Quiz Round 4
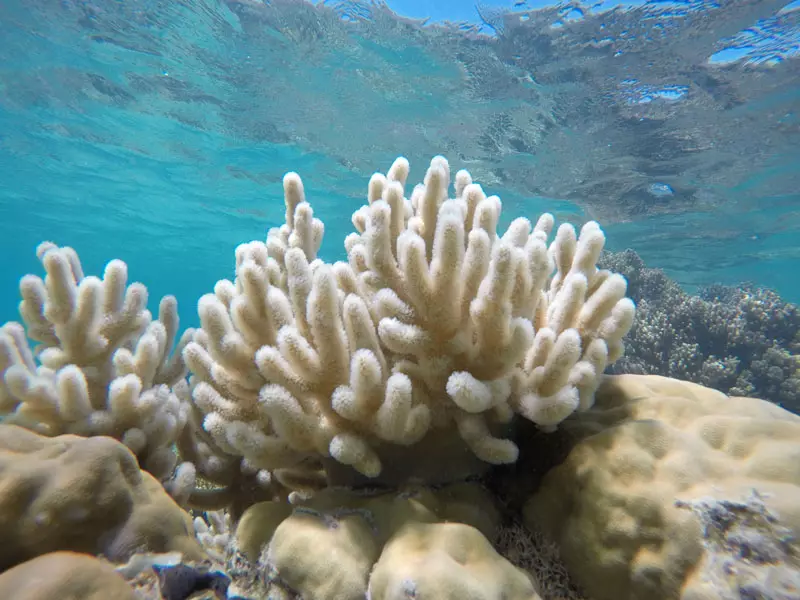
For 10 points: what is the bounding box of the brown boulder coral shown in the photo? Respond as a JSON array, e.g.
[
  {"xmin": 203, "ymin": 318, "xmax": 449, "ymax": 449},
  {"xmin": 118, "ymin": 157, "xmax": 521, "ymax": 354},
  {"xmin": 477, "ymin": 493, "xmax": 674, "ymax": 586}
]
[{"xmin": 0, "ymin": 423, "xmax": 204, "ymax": 572}]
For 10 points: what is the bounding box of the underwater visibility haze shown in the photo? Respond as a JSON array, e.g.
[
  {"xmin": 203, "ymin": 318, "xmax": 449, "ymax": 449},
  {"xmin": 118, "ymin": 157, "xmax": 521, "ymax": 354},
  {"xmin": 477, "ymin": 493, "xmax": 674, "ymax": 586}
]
[{"xmin": 0, "ymin": 1, "xmax": 799, "ymax": 599}]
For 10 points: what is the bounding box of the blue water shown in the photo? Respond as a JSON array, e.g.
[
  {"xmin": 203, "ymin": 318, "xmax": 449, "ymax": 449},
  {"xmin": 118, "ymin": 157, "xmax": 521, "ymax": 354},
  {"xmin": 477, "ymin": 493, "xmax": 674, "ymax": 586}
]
[{"xmin": 1, "ymin": 0, "xmax": 799, "ymax": 331}]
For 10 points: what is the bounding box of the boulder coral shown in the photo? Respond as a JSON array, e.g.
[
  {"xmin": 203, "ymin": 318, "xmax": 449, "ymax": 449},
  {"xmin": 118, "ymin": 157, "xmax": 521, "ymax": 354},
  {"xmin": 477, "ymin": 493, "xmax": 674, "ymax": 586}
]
[
  {"xmin": 526, "ymin": 374, "xmax": 800, "ymax": 600},
  {"xmin": 0, "ymin": 423, "xmax": 204, "ymax": 573},
  {"xmin": 0, "ymin": 552, "xmax": 138, "ymax": 600},
  {"xmin": 233, "ymin": 483, "xmax": 541, "ymax": 600}
]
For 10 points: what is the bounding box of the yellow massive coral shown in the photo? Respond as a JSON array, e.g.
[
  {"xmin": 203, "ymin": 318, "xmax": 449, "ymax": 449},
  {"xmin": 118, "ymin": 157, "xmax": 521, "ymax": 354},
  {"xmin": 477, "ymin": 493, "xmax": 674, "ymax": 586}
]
[{"xmin": 184, "ymin": 156, "xmax": 635, "ymax": 479}]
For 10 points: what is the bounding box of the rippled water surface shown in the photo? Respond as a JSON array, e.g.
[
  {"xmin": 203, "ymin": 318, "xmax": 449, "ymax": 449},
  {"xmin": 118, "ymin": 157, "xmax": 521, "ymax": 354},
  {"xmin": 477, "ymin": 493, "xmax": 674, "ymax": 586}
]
[{"xmin": 1, "ymin": 0, "xmax": 798, "ymax": 325}]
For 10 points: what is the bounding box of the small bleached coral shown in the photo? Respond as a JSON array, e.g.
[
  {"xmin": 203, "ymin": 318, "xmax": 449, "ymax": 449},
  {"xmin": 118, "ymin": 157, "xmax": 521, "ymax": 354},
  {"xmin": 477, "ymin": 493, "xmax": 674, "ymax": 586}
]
[
  {"xmin": 0, "ymin": 243, "xmax": 194, "ymax": 483},
  {"xmin": 194, "ymin": 510, "xmax": 234, "ymax": 564},
  {"xmin": 184, "ymin": 155, "xmax": 635, "ymax": 480}
]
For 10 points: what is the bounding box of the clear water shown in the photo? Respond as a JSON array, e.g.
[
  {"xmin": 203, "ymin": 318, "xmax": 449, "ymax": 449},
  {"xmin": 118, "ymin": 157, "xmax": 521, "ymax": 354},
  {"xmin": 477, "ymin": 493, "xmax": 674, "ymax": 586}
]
[{"xmin": 1, "ymin": 0, "xmax": 799, "ymax": 331}]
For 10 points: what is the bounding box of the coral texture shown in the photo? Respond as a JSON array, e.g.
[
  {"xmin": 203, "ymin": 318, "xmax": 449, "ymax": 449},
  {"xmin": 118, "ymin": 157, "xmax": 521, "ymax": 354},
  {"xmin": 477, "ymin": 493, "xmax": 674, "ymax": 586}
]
[
  {"xmin": 525, "ymin": 374, "xmax": 800, "ymax": 600},
  {"xmin": 183, "ymin": 155, "xmax": 635, "ymax": 482},
  {"xmin": 234, "ymin": 483, "xmax": 541, "ymax": 600},
  {"xmin": 600, "ymin": 249, "xmax": 800, "ymax": 411},
  {"xmin": 0, "ymin": 423, "xmax": 204, "ymax": 572},
  {"xmin": 0, "ymin": 552, "xmax": 137, "ymax": 600}
]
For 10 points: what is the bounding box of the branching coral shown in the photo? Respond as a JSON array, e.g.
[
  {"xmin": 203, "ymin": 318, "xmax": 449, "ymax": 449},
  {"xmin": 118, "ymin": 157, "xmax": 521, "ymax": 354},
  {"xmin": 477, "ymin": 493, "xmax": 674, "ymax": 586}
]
[
  {"xmin": 600, "ymin": 249, "xmax": 800, "ymax": 411},
  {"xmin": 183, "ymin": 156, "xmax": 635, "ymax": 480},
  {"xmin": 0, "ymin": 242, "xmax": 194, "ymax": 487}
]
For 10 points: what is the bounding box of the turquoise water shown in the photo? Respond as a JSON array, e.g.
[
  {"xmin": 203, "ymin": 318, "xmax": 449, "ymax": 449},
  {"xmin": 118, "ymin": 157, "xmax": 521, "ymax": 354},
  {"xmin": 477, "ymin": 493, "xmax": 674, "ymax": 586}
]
[{"xmin": 1, "ymin": 0, "xmax": 799, "ymax": 331}]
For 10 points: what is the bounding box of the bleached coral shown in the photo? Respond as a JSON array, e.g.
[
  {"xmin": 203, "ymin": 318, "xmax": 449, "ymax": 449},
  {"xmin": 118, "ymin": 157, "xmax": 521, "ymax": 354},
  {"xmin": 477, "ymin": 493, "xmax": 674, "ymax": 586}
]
[
  {"xmin": 0, "ymin": 242, "xmax": 194, "ymax": 482},
  {"xmin": 184, "ymin": 156, "xmax": 635, "ymax": 479},
  {"xmin": 194, "ymin": 509, "xmax": 234, "ymax": 564}
]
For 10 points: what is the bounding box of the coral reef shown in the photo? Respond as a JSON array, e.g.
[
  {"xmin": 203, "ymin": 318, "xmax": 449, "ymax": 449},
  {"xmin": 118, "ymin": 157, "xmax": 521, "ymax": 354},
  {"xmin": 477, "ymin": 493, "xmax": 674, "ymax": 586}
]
[
  {"xmin": 1, "ymin": 154, "xmax": 798, "ymax": 600},
  {"xmin": 600, "ymin": 249, "xmax": 800, "ymax": 411}
]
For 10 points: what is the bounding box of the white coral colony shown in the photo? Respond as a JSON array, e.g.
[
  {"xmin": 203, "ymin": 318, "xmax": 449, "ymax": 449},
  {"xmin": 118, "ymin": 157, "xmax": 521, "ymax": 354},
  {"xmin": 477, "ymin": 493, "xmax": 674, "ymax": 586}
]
[{"xmin": 184, "ymin": 156, "xmax": 636, "ymax": 478}]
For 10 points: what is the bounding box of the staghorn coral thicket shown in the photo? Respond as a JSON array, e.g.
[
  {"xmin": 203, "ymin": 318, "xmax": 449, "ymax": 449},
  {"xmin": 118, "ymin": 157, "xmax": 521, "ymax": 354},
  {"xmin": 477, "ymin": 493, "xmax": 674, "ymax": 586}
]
[{"xmin": 0, "ymin": 155, "xmax": 635, "ymax": 496}]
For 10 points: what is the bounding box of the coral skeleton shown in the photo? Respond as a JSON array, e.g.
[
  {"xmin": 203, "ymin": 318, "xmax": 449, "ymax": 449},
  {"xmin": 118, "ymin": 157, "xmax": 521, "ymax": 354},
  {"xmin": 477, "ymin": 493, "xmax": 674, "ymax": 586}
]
[{"xmin": 184, "ymin": 156, "xmax": 635, "ymax": 479}]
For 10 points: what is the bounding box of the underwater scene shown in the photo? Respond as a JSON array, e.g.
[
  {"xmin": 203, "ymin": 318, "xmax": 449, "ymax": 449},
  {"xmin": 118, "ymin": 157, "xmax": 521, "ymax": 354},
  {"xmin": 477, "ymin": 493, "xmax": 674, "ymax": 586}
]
[{"xmin": 0, "ymin": 0, "xmax": 799, "ymax": 598}]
